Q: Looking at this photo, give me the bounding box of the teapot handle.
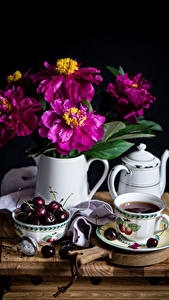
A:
[108,165,130,199]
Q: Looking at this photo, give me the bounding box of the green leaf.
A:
[84,140,134,160]
[38,95,47,111]
[106,65,125,77]
[81,98,93,112]
[64,149,81,158]
[42,235,52,241]
[109,133,155,141]
[110,122,160,139]
[137,120,163,131]
[106,65,120,77]
[103,121,126,142]
[118,65,125,76]
[116,217,124,225]
[128,223,141,232]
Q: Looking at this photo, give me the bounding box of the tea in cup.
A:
[114,192,169,244]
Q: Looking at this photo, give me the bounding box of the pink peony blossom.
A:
[31,58,103,104]
[106,73,156,123]
[39,98,105,155]
[0,86,42,147]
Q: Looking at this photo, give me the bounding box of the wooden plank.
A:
[1,259,169,277]
[4,290,169,300]
[3,277,169,300]
[7,276,169,290]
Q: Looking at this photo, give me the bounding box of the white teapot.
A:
[108,143,169,199]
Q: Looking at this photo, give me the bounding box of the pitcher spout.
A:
[160,149,169,195]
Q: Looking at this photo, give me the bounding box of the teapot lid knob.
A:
[137,143,146,151]
[122,142,160,167]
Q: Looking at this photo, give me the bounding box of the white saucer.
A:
[96,221,169,252]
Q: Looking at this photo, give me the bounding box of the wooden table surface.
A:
[1,192,169,278]
[1,192,169,300]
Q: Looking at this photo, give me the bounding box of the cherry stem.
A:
[16,188,34,211]
[62,193,73,207]
[49,186,57,201]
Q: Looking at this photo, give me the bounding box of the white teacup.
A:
[114,192,169,244]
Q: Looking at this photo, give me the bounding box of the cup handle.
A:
[87,158,109,201]
[155,213,169,234]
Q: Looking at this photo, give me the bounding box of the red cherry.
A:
[33,196,45,206]
[44,212,56,225]
[33,218,42,226]
[23,210,34,224]
[35,206,47,217]
[20,201,34,212]
[125,227,132,235]
[41,245,55,258]
[49,201,61,213]
[57,210,69,223]
[104,228,117,240]
[119,224,126,233]
[16,212,27,223]
[146,238,158,248]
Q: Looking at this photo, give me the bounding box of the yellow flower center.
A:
[132,83,138,88]
[0,99,12,115]
[7,70,22,83]
[56,58,79,75]
[63,107,87,128]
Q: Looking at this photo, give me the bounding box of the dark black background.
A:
[0,6,169,193]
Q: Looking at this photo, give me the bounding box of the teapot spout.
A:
[160,149,169,195]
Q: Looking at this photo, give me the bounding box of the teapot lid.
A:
[122,143,160,168]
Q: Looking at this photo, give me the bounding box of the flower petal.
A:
[41,110,57,128]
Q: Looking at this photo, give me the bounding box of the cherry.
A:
[20,201,34,212]
[104,227,117,240]
[16,212,27,223]
[125,227,132,235]
[60,236,73,247]
[41,245,55,258]
[35,206,47,217]
[57,210,69,223]
[49,201,61,213]
[59,243,74,259]
[24,211,35,224]
[33,196,45,206]
[33,218,42,226]
[119,224,126,233]
[146,238,158,248]
[44,212,56,225]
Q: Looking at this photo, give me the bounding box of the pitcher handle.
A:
[87,158,109,200]
[108,164,130,199]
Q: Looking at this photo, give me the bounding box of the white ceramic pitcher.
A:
[35,154,109,208]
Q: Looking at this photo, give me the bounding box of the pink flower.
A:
[6,70,36,98]
[0,86,42,147]
[39,98,105,155]
[106,73,156,123]
[31,58,103,104]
